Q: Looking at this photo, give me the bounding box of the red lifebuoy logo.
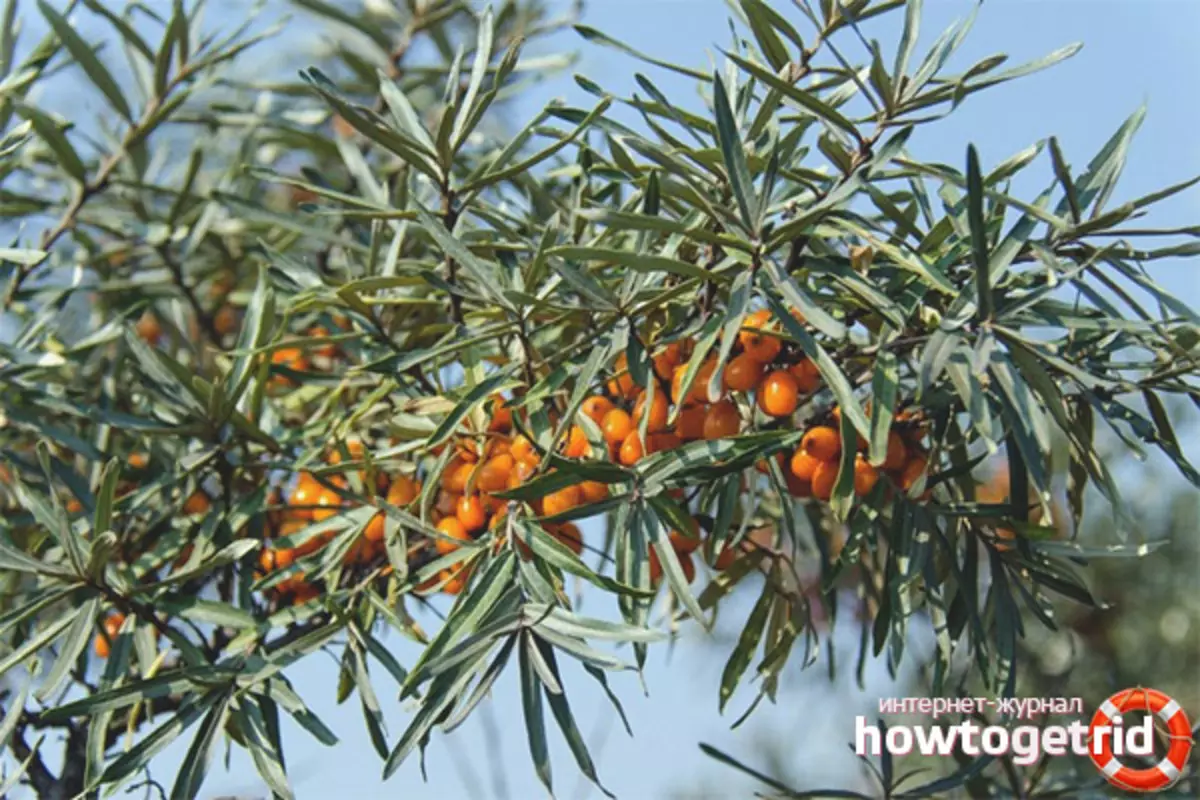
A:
[1089,688,1193,793]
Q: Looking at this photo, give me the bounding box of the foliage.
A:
[1,0,1198,796]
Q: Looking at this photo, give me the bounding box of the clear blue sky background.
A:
[14,1,1200,798]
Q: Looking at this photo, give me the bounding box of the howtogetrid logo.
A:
[1089,688,1193,793]
[863,687,1194,794]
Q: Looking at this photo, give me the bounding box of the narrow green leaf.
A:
[719,579,773,712]
[966,145,992,320]
[712,70,755,230]
[36,596,99,702]
[39,1,132,121]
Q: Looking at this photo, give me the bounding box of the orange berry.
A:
[542,485,582,517]
[711,545,739,571]
[512,458,536,484]
[883,431,908,472]
[563,425,591,459]
[618,432,644,465]
[183,490,211,515]
[271,347,309,372]
[135,311,163,344]
[308,324,337,357]
[292,582,320,605]
[386,475,419,506]
[602,409,634,445]
[811,459,839,501]
[633,390,670,433]
[435,490,460,517]
[581,395,615,425]
[456,495,487,532]
[288,479,320,520]
[757,370,799,417]
[364,512,385,543]
[128,452,150,469]
[275,547,297,569]
[552,523,584,555]
[900,452,929,491]
[785,472,813,497]
[579,480,609,504]
[671,360,719,405]
[646,432,682,454]
[440,565,469,595]
[477,453,514,493]
[675,403,707,440]
[801,426,842,462]
[853,455,879,496]
[668,519,701,554]
[702,400,741,440]
[789,357,821,394]
[442,457,474,494]
[487,395,513,433]
[723,353,765,392]
[756,451,785,475]
[435,517,471,555]
[607,353,637,399]
[312,488,341,521]
[739,310,781,363]
[510,434,538,465]
[66,497,84,514]
[790,449,822,481]
[214,305,240,337]
[650,550,695,584]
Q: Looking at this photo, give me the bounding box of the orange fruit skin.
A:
[440,565,469,595]
[601,409,634,445]
[739,310,781,363]
[387,475,419,506]
[650,550,695,584]
[542,485,582,517]
[456,495,487,531]
[757,370,800,417]
[790,449,822,481]
[633,391,670,433]
[477,454,514,493]
[723,353,765,392]
[94,612,127,657]
[581,395,615,425]
[607,354,638,399]
[618,431,644,465]
[579,480,609,503]
[801,426,842,462]
[183,491,211,515]
[882,431,908,471]
[128,452,150,469]
[674,404,708,440]
[510,435,538,465]
[811,459,839,501]
[563,425,591,458]
[552,523,584,555]
[853,455,879,497]
[312,488,341,521]
[900,453,929,491]
[702,400,741,440]
[214,305,241,337]
[711,545,739,571]
[789,357,821,394]
[435,517,471,555]
[669,523,701,554]
[288,479,321,521]
[785,472,813,497]
[441,457,473,494]
[671,361,720,406]
[135,311,163,343]
[487,395,512,432]
[646,432,682,454]
[364,512,385,543]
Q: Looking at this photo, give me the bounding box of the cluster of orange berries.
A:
[585,308,932,505]
[589,310,822,472]
[255,443,421,604]
[782,410,930,501]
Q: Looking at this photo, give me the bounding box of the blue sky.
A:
[12,1,1200,797]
